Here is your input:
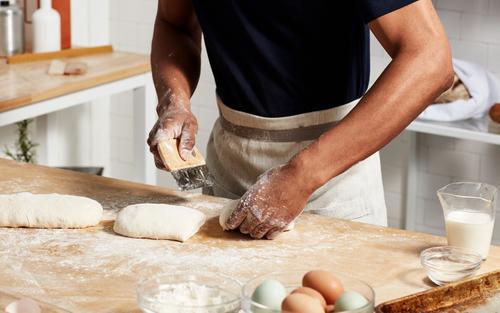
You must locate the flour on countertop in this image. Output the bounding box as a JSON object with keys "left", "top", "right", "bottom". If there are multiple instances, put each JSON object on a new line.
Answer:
{"left": 0, "top": 216, "right": 424, "bottom": 279}
{"left": 0, "top": 194, "right": 447, "bottom": 312}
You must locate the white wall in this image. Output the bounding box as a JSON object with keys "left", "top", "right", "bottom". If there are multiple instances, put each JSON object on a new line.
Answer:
{"left": 108, "top": 0, "right": 154, "bottom": 182}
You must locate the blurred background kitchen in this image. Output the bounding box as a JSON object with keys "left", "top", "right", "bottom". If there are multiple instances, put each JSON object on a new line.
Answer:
{"left": 0, "top": 0, "right": 499, "bottom": 239}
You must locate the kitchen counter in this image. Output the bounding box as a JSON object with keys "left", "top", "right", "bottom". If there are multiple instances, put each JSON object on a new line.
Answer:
{"left": 0, "top": 51, "right": 150, "bottom": 113}
{"left": 0, "top": 158, "right": 499, "bottom": 312}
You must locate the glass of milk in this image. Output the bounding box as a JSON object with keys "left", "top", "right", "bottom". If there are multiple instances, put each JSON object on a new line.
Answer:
{"left": 438, "top": 182, "right": 497, "bottom": 260}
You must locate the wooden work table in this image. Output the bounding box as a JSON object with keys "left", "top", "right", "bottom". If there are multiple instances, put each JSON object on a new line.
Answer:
{"left": 0, "top": 158, "right": 499, "bottom": 312}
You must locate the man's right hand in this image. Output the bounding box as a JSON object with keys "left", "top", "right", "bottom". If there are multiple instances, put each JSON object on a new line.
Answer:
{"left": 147, "top": 94, "right": 198, "bottom": 171}
{"left": 150, "top": 0, "right": 202, "bottom": 171}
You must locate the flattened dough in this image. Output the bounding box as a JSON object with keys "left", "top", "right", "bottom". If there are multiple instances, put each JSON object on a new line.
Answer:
{"left": 113, "top": 203, "right": 206, "bottom": 242}
{"left": 219, "top": 200, "right": 295, "bottom": 231}
{"left": 0, "top": 192, "right": 103, "bottom": 228}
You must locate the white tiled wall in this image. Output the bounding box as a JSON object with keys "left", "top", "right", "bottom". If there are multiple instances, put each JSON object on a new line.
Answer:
{"left": 107, "top": 0, "right": 500, "bottom": 239}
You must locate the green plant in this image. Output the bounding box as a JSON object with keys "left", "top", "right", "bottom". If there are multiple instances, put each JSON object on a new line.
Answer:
{"left": 3, "top": 119, "right": 38, "bottom": 163}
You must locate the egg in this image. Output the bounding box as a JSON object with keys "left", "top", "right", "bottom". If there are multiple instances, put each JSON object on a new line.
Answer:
{"left": 251, "top": 279, "right": 287, "bottom": 311}
{"left": 282, "top": 293, "right": 324, "bottom": 313}
{"left": 291, "top": 287, "right": 327, "bottom": 308}
{"left": 302, "top": 270, "right": 344, "bottom": 304}
{"left": 334, "top": 291, "right": 369, "bottom": 312}
{"left": 490, "top": 103, "right": 500, "bottom": 123}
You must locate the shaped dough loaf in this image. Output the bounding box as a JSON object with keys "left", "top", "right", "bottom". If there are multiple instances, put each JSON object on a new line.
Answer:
{"left": 113, "top": 203, "right": 206, "bottom": 242}
{"left": 219, "top": 200, "right": 295, "bottom": 231}
{"left": 0, "top": 192, "right": 103, "bottom": 228}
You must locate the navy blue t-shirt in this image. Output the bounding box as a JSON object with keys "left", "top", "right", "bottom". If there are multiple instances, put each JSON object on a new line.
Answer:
{"left": 192, "top": 0, "right": 417, "bottom": 117}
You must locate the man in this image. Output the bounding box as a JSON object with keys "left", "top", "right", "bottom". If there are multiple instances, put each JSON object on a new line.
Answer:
{"left": 148, "top": 0, "right": 453, "bottom": 239}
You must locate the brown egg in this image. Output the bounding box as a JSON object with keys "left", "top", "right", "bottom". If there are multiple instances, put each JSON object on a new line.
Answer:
{"left": 490, "top": 103, "right": 500, "bottom": 123}
{"left": 291, "top": 287, "right": 327, "bottom": 308}
{"left": 281, "top": 293, "right": 324, "bottom": 313}
{"left": 302, "top": 270, "right": 344, "bottom": 304}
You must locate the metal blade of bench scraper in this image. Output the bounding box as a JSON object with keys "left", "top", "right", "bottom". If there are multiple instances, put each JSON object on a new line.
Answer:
{"left": 171, "top": 164, "right": 214, "bottom": 191}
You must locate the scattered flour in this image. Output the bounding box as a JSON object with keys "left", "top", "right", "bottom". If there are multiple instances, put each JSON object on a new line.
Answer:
{"left": 442, "top": 293, "right": 500, "bottom": 313}
{"left": 0, "top": 192, "right": 449, "bottom": 312}
{"left": 470, "top": 294, "right": 500, "bottom": 313}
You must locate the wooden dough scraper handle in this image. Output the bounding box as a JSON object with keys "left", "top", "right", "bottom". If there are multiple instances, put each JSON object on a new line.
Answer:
{"left": 157, "top": 139, "right": 214, "bottom": 191}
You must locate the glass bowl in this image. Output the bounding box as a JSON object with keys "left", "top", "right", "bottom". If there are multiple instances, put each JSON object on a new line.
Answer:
{"left": 421, "top": 246, "right": 482, "bottom": 286}
{"left": 241, "top": 270, "right": 374, "bottom": 313}
{"left": 137, "top": 272, "right": 241, "bottom": 313}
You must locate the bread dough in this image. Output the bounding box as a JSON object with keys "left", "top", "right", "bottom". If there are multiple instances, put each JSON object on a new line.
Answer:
{"left": 0, "top": 192, "right": 103, "bottom": 228}
{"left": 219, "top": 200, "right": 237, "bottom": 231}
{"left": 219, "top": 200, "right": 295, "bottom": 231}
{"left": 113, "top": 203, "right": 206, "bottom": 242}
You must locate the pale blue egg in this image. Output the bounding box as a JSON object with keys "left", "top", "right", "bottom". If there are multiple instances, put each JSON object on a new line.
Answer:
{"left": 334, "top": 291, "right": 368, "bottom": 312}
{"left": 251, "top": 279, "right": 287, "bottom": 311}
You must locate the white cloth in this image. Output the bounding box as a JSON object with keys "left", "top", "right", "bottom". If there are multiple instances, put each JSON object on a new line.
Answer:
{"left": 419, "top": 59, "right": 500, "bottom": 121}
{"left": 205, "top": 98, "right": 388, "bottom": 227}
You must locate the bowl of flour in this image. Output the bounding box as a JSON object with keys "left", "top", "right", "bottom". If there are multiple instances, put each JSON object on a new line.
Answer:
{"left": 137, "top": 272, "right": 241, "bottom": 313}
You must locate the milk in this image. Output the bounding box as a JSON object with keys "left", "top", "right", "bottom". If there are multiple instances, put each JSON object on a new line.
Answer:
{"left": 445, "top": 210, "right": 494, "bottom": 259}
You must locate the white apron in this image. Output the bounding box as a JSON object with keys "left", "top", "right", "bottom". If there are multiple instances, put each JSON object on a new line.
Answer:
{"left": 204, "top": 97, "right": 388, "bottom": 226}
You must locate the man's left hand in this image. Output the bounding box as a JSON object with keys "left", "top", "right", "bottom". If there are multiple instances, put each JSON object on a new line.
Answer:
{"left": 224, "top": 164, "right": 314, "bottom": 239}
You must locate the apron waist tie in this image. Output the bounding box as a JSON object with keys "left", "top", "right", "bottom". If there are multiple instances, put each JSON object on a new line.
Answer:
{"left": 219, "top": 116, "right": 338, "bottom": 142}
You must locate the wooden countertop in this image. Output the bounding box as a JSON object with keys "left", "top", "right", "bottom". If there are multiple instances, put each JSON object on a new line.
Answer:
{"left": 0, "top": 158, "right": 499, "bottom": 312}
{"left": 0, "top": 51, "right": 151, "bottom": 113}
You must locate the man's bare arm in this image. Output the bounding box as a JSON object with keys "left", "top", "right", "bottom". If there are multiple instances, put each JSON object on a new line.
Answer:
{"left": 292, "top": 0, "right": 453, "bottom": 190}
{"left": 148, "top": 0, "right": 202, "bottom": 165}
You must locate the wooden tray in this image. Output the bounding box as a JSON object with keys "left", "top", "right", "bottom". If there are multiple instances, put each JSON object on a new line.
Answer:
{"left": 0, "top": 290, "right": 69, "bottom": 312}
{"left": 6, "top": 45, "right": 113, "bottom": 64}
{"left": 376, "top": 270, "right": 500, "bottom": 313}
